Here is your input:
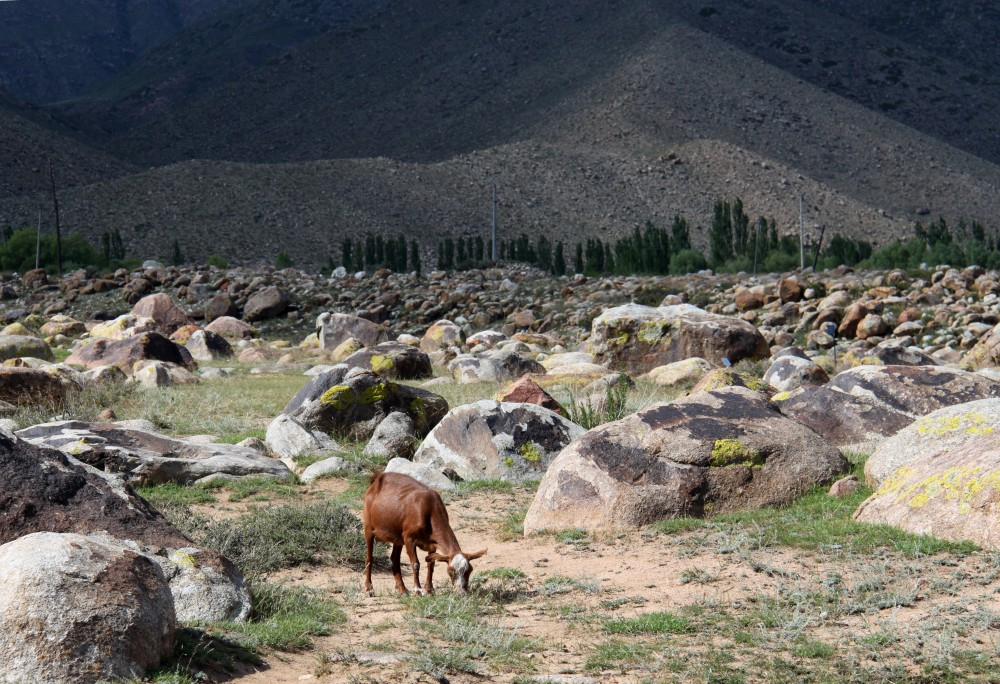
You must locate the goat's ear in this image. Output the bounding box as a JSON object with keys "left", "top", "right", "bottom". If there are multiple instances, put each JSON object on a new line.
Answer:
{"left": 426, "top": 552, "right": 450, "bottom": 562}
{"left": 464, "top": 549, "right": 488, "bottom": 561}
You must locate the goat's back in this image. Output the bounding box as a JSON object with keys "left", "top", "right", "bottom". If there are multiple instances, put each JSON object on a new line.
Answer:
{"left": 363, "top": 472, "right": 446, "bottom": 531}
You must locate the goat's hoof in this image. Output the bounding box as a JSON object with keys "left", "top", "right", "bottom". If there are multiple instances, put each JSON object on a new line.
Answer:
{"left": 413, "top": 588, "right": 425, "bottom": 596}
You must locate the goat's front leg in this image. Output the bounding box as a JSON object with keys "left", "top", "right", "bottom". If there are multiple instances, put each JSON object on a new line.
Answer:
{"left": 424, "top": 554, "right": 436, "bottom": 595}
{"left": 390, "top": 544, "right": 408, "bottom": 594}
{"left": 363, "top": 525, "right": 375, "bottom": 596}
{"left": 403, "top": 537, "right": 424, "bottom": 595}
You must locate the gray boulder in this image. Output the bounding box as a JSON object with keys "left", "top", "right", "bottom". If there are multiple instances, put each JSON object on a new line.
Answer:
{"left": 0, "top": 434, "right": 251, "bottom": 624}
{"left": 448, "top": 349, "right": 546, "bottom": 383}
{"left": 282, "top": 366, "right": 448, "bottom": 441}
{"left": 420, "top": 319, "right": 465, "bottom": 353}
{"left": 317, "top": 312, "right": 388, "bottom": 350}
{"left": 17, "top": 420, "right": 292, "bottom": 486}
{"left": 524, "top": 387, "right": 848, "bottom": 533}
{"left": 265, "top": 413, "right": 342, "bottom": 461}
{"left": 385, "top": 457, "right": 457, "bottom": 491}
{"left": 0, "top": 532, "right": 176, "bottom": 683}
{"left": 300, "top": 456, "right": 359, "bottom": 484}
{"left": 363, "top": 411, "right": 418, "bottom": 460}
{"left": 413, "top": 401, "right": 585, "bottom": 483}
{"left": 589, "top": 303, "right": 768, "bottom": 375}
{"left": 0, "top": 334, "right": 54, "bottom": 362}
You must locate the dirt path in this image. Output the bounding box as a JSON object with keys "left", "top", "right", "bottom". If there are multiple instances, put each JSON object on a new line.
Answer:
{"left": 214, "top": 485, "right": 999, "bottom": 683}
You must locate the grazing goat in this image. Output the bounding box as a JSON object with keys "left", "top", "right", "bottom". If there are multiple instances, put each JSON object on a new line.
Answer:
{"left": 363, "top": 472, "right": 487, "bottom": 596}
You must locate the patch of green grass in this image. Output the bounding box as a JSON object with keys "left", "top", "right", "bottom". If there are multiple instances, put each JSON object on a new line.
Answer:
{"left": 474, "top": 567, "right": 531, "bottom": 603}
{"left": 196, "top": 500, "right": 365, "bottom": 577}
{"left": 135, "top": 482, "right": 216, "bottom": 508}
{"left": 565, "top": 373, "right": 631, "bottom": 429}
{"left": 652, "top": 517, "right": 709, "bottom": 535}
{"left": 216, "top": 428, "right": 266, "bottom": 444}
{"left": 556, "top": 528, "right": 588, "bottom": 543}
{"left": 218, "top": 583, "right": 345, "bottom": 651}
{"left": 143, "top": 626, "right": 261, "bottom": 682}
{"left": 585, "top": 639, "right": 653, "bottom": 672}
{"left": 202, "top": 474, "right": 300, "bottom": 502}
{"left": 708, "top": 487, "right": 979, "bottom": 557}
{"left": 539, "top": 575, "right": 598, "bottom": 596}
{"left": 456, "top": 479, "right": 514, "bottom": 495}
{"left": 604, "top": 611, "right": 690, "bottom": 635}
{"left": 792, "top": 639, "right": 835, "bottom": 659}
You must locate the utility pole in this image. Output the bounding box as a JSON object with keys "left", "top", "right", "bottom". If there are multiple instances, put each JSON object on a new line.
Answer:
{"left": 491, "top": 184, "right": 497, "bottom": 261}
{"left": 752, "top": 217, "right": 762, "bottom": 275}
{"left": 798, "top": 194, "right": 804, "bottom": 271}
{"left": 48, "top": 161, "right": 63, "bottom": 276}
{"left": 35, "top": 209, "right": 41, "bottom": 270}
{"left": 812, "top": 225, "right": 826, "bottom": 270}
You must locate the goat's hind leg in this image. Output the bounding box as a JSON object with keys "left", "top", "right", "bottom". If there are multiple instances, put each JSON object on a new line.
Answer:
{"left": 403, "top": 537, "right": 425, "bottom": 595}
{"left": 390, "top": 544, "right": 408, "bottom": 595}
{"left": 363, "top": 525, "right": 376, "bottom": 596}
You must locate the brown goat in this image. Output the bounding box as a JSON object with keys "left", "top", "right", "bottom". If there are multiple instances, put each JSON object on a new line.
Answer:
{"left": 363, "top": 472, "right": 487, "bottom": 595}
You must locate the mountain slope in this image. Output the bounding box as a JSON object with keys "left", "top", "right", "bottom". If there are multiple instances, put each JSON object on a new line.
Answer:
{"left": 0, "top": 0, "right": 226, "bottom": 104}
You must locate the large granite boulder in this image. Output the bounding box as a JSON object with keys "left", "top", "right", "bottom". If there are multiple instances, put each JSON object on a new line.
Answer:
{"left": 826, "top": 365, "right": 1000, "bottom": 418}
{"left": 317, "top": 312, "right": 387, "bottom": 350}
{"left": 962, "top": 321, "right": 1000, "bottom": 370}
{"left": 524, "top": 387, "right": 847, "bottom": 532}
{"left": 0, "top": 334, "right": 53, "bottom": 362}
{"left": 281, "top": 366, "right": 448, "bottom": 441}
{"left": 131, "top": 293, "right": 193, "bottom": 335}
{"left": 343, "top": 342, "right": 433, "bottom": 380}
{"left": 205, "top": 316, "right": 255, "bottom": 342}
{"left": 17, "top": 421, "right": 291, "bottom": 486}
{"left": 589, "top": 304, "right": 768, "bottom": 375}
{"left": 774, "top": 386, "right": 913, "bottom": 447}
{"left": 66, "top": 332, "right": 196, "bottom": 372}
{"left": 0, "top": 432, "right": 251, "bottom": 623}
{"left": 864, "top": 399, "right": 1000, "bottom": 487}
{"left": 448, "top": 350, "right": 546, "bottom": 383}
{"left": 243, "top": 286, "right": 289, "bottom": 322}
{"left": 645, "top": 358, "right": 714, "bottom": 389}
{"left": 204, "top": 293, "right": 239, "bottom": 323}
{"left": 494, "top": 377, "right": 564, "bottom": 414}
{"left": 39, "top": 314, "right": 87, "bottom": 338}
{"left": 90, "top": 314, "right": 160, "bottom": 340}
{"left": 413, "top": 401, "right": 584, "bottom": 483}
{"left": 363, "top": 411, "right": 419, "bottom": 460}
{"left": 854, "top": 438, "right": 1000, "bottom": 550}
{"left": 0, "top": 532, "right": 175, "bottom": 683}
{"left": 265, "top": 414, "right": 342, "bottom": 461}
{"left": 864, "top": 341, "right": 939, "bottom": 367}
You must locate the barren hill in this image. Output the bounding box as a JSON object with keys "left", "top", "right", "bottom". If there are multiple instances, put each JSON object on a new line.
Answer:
{"left": 4, "top": 0, "right": 1000, "bottom": 267}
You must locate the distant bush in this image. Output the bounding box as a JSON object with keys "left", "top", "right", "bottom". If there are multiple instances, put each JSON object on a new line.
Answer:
{"left": 207, "top": 254, "right": 229, "bottom": 268}
{"left": 0, "top": 227, "right": 103, "bottom": 273}
{"left": 274, "top": 250, "right": 294, "bottom": 269}
{"left": 669, "top": 249, "right": 708, "bottom": 274}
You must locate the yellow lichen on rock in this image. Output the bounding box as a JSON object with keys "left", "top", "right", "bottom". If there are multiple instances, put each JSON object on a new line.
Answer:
{"left": 881, "top": 464, "right": 1000, "bottom": 514}
{"left": 519, "top": 442, "right": 543, "bottom": 462}
{"left": 370, "top": 354, "right": 395, "bottom": 373}
{"left": 359, "top": 382, "right": 395, "bottom": 405}
{"left": 709, "top": 438, "right": 763, "bottom": 467}
{"left": 914, "top": 412, "right": 994, "bottom": 437}
{"left": 321, "top": 385, "right": 356, "bottom": 409}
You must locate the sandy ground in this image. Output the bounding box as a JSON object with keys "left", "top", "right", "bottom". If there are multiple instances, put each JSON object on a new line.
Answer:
{"left": 193, "top": 482, "right": 999, "bottom": 684}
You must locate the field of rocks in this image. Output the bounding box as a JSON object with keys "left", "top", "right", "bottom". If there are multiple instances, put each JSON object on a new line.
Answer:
{"left": 0, "top": 261, "right": 999, "bottom": 683}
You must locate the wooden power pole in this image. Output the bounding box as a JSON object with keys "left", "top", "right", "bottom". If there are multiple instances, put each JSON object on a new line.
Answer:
{"left": 48, "top": 161, "right": 63, "bottom": 276}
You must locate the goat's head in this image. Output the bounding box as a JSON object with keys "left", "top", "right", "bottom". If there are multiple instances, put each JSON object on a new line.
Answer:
{"left": 427, "top": 549, "right": 487, "bottom": 592}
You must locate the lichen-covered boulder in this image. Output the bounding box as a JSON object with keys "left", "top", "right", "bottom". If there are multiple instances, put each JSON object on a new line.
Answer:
{"left": 90, "top": 314, "right": 160, "bottom": 340}
{"left": 774, "top": 385, "right": 914, "bottom": 447}
{"left": 645, "top": 358, "right": 713, "bottom": 388}
{"left": 690, "top": 368, "right": 772, "bottom": 396}
{"left": 448, "top": 350, "right": 546, "bottom": 383}
{"left": 827, "top": 365, "right": 1000, "bottom": 418}
{"left": 419, "top": 319, "right": 464, "bottom": 353}
{"left": 854, "top": 439, "right": 1000, "bottom": 550}
{"left": 413, "top": 401, "right": 585, "bottom": 483}
{"left": 0, "top": 334, "right": 53, "bottom": 362}
{"left": 265, "top": 413, "right": 342, "bottom": 461}
{"left": 589, "top": 304, "right": 768, "bottom": 375}
{"left": 66, "top": 332, "right": 196, "bottom": 372}
{"left": 864, "top": 399, "right": 1000, "bottom": 487}
{"left": 0, "top": 432, "right": 251, "bottom": 623}
{"left": 524, "top": 387, "right": 847, "bottom": 533}
{"left": 0, "top": 532, "right": 175, "bottom": 683}
{"left": 343, "top": 342, "right": 433, "bottom": 380}
{"left": 962, "top": 321, "right": 1000, "bottom": 370}
{"left": 864, "top": 341, "right": 939, "bottom": 367}
{"left": 281, "top": 366, "right": 448, "bottom": 441}
{"left": 39, "top": 314, "right": 87, "bottom": 338}
{"left": 317, "top": 312, "right": 387, "bottom": 350}
{"left": 185, "top": 329, "right": 233, "bottom": 361}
